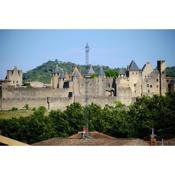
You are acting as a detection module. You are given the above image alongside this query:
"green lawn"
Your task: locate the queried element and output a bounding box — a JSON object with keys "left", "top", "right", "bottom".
{"left": 0, "top": 109, "right": 34, "bottom": 119}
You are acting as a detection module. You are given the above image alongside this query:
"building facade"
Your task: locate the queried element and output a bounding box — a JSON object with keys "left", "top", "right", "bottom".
{"left": 1, "top": 58, "right": 174, "bottom": 110}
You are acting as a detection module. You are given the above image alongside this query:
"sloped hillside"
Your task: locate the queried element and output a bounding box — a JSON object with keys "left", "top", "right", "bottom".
{"left": 23, "top": 59, "right": 113, "bottom": 83}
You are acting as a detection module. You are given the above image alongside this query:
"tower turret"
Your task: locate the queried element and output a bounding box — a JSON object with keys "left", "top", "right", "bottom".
{"left": 58, "top": 69, "right": 64, "bottom": 88}
{"left": 51, "top": 73, "right": 59, "bottom": 89}
{"left": 127, "top": 60, "right": 142, "bottom": 97}
{"left": 6, "top": 66, "right": 23, "bottom": 87}
{"left": 72, "top": 66, "right": 82, "bottom": 79}
{"left": 157, "top": 60, "right": 166, "bottom": 95}
{"left": 99, "top": 66, "right": 105, "bottom": 77}
{"left": 88, "top": 64, "right": 95, "bottom": 76}
{"left": 51, "top": 64, "right": 65, "bottom": 88}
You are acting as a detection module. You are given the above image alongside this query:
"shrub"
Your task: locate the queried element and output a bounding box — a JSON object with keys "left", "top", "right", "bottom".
{"left": 90, "top": 73, "right": 97, "bottom": 78}
{"left": 34, "top": 106, "right": 47, "bottom": 116}
{"left": 24, "top": 104, "right": 29, "bottom": 110}
{"left": 11, "top": 107, "right": 18, "bottom": 111}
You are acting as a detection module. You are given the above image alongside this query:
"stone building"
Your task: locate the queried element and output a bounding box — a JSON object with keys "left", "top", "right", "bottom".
{"left": 0, "top": 58, "right": 173, "bottom": 110}
{"left": 5, "top": 66, "right": 23, "bottom": 87}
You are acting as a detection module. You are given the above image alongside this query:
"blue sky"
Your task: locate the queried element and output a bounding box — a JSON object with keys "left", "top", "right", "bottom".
{"left": 0, "top": 29, "right": 175, "bottom": 79}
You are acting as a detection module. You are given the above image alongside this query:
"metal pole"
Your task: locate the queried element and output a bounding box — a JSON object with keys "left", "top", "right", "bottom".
{"left": 85, "top": 43, "right": 90, "bottom": 130}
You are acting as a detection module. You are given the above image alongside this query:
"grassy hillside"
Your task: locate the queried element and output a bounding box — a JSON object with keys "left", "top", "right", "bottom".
{"left": 23, "top": 59, "right": 115, "bottom": 83}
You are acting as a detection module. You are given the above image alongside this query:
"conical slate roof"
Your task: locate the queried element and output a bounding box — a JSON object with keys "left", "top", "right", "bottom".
{"left": 53, "top": 64, "right": 65, "bottom": 79}
{"left": 128, "top": 60, "right": 140, "bottom": 71}
{"left": 99, "top": 66, "right": 105, "bottom": 76}
{"left": 72, "top": 66, "right": 82, "bottom": 78}
{"left": 88, "top": 65, "right": 95, "bottom": 75}
{"left": 53, "top": 64, "right": 62, "bottom": 74}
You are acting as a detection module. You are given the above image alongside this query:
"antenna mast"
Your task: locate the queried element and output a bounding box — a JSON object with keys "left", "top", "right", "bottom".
{"left": 85, "top": 43, "right": 89, "bottom": 65}
{"left": 84, "top": 43, "right": 90, "bottom": 131}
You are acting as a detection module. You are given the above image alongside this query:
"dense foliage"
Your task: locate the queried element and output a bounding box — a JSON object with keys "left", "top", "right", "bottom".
{"left": 105, "top": 68, "right": 119, "bottom": 77}
{"left": 0, "top": 93, "right": 175, "bottom": 144}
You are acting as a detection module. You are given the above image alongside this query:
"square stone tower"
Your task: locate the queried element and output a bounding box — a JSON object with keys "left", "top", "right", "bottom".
{"left": 157, "top": 60, "right": 166, "bottom": 95}
{"left": 126, "top": 60, "right": 142, "bottom": 97}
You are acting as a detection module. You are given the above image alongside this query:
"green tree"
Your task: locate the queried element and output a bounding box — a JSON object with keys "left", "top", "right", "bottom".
{"left": 49, "top": 110, "right": 69, "bottom": 137}
{"left": 26, "top": 112, "right": 56, "bottom": 143}
{"left": 90, "top": 73, "right": 97, "bottom": 78}
{"left": 105, "top": 69, "right": 119, "bottom": 77}
{"left": 155, "top": 93, "right": 175, "bottom": 139}
{"left": 127, "top": 93, "right": 175, "bottom": 139}
{"left": 64, "top": 102, "right": 84, "bottom": 135}
{"left": 85, "top": 103, "right": 102, "bottom": 131}
{"left": 0, "top": 107, "right": 56, "bottom": 144}
{"left": 109, "top": 102, "right": 129, "bottom": 137}
{"left": 127, "top": 96, "right": 153, "bottom": 138}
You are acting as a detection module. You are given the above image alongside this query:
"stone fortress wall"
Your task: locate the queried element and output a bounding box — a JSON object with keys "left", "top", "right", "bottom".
{"left": 1, "top": 58, "right": 173, "bottom": 111}
{"left": 0, "top": 85, "right": 118, "bottom": 110}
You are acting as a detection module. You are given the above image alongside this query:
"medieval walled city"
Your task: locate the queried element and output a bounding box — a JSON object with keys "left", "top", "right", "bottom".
{"left": 1, "top": 44, "right": 174, "bottom": 111}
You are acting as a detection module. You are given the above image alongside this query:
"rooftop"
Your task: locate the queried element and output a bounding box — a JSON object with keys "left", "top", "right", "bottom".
{"left": 0, "top": 135, "right": 28, "bottom": 146}
{"left": 72, "top": 66, "right": 82, "bottom": 78}
{"left": 32, "top": 131, "right": 149, "bottom": 146}
{"left": 128, "top": 60, "right": 140, "bottom": 71}
{"left": 88, "top": 65, "right": 95, "bottom": 75}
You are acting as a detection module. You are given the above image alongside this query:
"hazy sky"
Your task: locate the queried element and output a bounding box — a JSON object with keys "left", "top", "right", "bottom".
{"left": 0, "top": 29, "right": 175, "bottom": 79}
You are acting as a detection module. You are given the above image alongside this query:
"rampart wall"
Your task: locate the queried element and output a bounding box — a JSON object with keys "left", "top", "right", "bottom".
{"left": 0, "top": 86, "right": 123, "bottom": 110}
{"left": 2, "top": 87, "right": 69, "bottom": 98}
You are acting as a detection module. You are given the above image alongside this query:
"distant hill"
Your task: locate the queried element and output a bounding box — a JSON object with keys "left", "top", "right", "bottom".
{"left": 23, "top": 59, "right": 116, "bottom": 83}
{"left": 23, "top": 59, "right": 175, "bottom": 83}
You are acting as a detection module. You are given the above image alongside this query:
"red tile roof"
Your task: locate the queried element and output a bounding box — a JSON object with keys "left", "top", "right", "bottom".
{"left": 33, "top": 131, "right": 149, "bottom": 146}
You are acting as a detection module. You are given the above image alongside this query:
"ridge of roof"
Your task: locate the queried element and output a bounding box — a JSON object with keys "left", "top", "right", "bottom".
{"left": 72, "top": 66, "right": 82, "bottom": 77}
{"left": 88, "top": 65, "right": 95, "bottom": 75}
{"left": 128, "top": 60, "right": 140, "bottom": 71}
